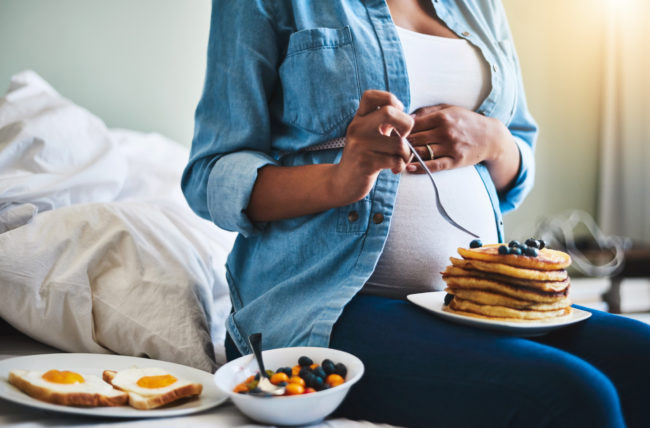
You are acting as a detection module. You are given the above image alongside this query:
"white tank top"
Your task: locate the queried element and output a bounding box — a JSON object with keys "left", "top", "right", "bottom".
{"left": 363, "top": 26, "right": 498, "bottom": 298}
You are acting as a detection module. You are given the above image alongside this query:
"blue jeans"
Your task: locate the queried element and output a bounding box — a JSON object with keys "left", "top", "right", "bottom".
{"left": 225, "top": 294, "right": 650, "bottom": 427}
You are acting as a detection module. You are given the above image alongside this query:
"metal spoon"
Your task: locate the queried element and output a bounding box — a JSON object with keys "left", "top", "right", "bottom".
{"left": 247, "top": 333, "right": 285, "bottom": 396}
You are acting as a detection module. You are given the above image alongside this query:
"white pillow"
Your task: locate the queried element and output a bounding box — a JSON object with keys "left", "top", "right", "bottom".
{"left": 0, "top": 200, "right": 232, "bottom": 372}
{"left": 0, "top": 71, "right": 127, "bottom": 231}
{"left": 0, "top": 71, "right": 237, "bottom": 370}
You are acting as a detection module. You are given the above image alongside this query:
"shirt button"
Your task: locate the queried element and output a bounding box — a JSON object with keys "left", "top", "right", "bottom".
{"left": 348, "top": 211, "right": 359, "bottom": 223}
{"left": 461, "top": 31, "right": 470, "bottom": 37}
{"left": 492, "top": 63, "right": 499, "bottom": 72}
{"left": 372, "top": 213, "right": 384, "bottom": 224}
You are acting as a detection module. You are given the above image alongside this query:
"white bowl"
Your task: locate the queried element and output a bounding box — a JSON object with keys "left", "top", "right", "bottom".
{"left": 214, "top": 346, "right": 364, "bottom": 426}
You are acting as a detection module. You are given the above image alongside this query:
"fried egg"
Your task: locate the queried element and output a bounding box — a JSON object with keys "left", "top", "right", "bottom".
{"left": 9, "top": 369, "right": 128, "bottom": 407}
{"left": 109, "top": 367, "right": 194, "bottom": 396}
{"left": 10, "top": 369, "right": 117, "bottom": 394}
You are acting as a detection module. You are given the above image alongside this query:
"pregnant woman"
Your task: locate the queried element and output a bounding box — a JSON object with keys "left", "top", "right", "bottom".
{"left": 183, "top": 1, "right": 650, "bottom": 426}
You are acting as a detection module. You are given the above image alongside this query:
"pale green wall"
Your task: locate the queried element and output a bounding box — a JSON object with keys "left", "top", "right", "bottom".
{"left": 0, "top": 0, "right": 211, "bottom": 146}
{"left": 0, "top": 0, "right": 605, "bottom": 240}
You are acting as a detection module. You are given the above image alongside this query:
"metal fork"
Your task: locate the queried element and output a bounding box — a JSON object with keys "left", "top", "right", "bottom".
{"left": 401, "top": 136, "right": 480, "bottom": 239}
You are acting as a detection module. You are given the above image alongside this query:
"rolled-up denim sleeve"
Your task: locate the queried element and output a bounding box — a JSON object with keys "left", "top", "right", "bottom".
{"left": 494, "top": 1, "right": 538, "bottom": 214}
{"left": 206, "top": 150, "right": 277, "bottom": 235}
{"left": 181, "top": 0, "right": 279, "bottom": 237}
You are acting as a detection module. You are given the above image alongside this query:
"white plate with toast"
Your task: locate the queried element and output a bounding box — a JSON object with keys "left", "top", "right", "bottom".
{"left": 0, "top": 353, "right": 228, "bottom": 418}
{"left": 407, "top": 291, "right": 592, "bottom": 336}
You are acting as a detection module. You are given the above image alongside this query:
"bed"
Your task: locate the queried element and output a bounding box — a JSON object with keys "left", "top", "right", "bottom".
{"left": 0, "top": 71, "right": 397, "bottom": 428}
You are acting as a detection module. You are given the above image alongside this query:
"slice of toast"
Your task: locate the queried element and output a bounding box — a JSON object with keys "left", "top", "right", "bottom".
{"left": 9, "top": 370, "right": 128, "bottom": 407}
{"left": 103, "top": 369, "right": 202, "bottom": 410}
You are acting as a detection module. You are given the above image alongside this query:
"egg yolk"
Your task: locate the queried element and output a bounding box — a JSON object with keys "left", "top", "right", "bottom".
{"left": 42, "top": 370, "right": 85, "bottom": 384}
{"left": 136, "top": 374, "right": 177, "bottom": 389}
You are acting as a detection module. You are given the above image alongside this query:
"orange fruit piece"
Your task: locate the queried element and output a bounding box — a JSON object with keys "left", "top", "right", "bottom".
{"left": 326, "top": 374, "right": 344, "bottom": 387}
{"left": 233, "top": 383, "right": 249, "bottom": 393}
{"left": 270, "top": 372, "right": 289, "bottom": 385}
{"left": 289, "top": 376, "right": 305, "bottom": 387}
{"left": 285, "top": 383, "right": 305, "bottom": 395}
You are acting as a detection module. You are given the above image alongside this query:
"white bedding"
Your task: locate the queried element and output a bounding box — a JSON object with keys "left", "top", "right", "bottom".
{"left": 0, "top": 71, "right": 237, "bottom": 371}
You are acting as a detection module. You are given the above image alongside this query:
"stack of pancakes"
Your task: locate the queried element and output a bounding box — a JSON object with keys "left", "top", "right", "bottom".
{"left": 442, "top": 244, "right": 572, "bottom": 321}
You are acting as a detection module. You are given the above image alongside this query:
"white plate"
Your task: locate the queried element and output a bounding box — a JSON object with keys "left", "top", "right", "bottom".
{"left": 0, "top": 353, "right": 228, "bottom": 418}
{"left": 407, "top": 291, "right": 591, "bottom": 336}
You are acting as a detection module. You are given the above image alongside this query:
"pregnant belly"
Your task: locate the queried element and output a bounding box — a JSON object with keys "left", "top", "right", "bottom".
{"left": 364, "top": 166, "right": 498, "bottom": 298}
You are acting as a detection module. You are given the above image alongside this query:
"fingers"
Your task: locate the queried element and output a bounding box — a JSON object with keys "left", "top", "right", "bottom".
{"left": 404, "top": 140, "right": 453, "bottom": 173}
{"left": 369, "top": 133, "right": 411, "bottom": 163}
{"left": 345, "top": 117, "right": 411, "bottom": 161}
{"left": 407, "top": 128, "right": 439, "bottom": 147}
{"left": 407, "top": 156, "right": 455, "bottom": 174}
{"left": 343, "top": 90, "right": 413, "bottom": 175}
{"left": 375, "top": 105, "right": 414, "bottom": 138}
{"left": 411, "top": 110, "right": 449, "bottom": 133}
{"left": 349, "top": 102, "right": 413, "bottom": 152}
{"left": 348, "top": 105, "right": 414, "bottom": 144}
{"left": 403, "top": 105, "right": 483, "bottom": 174}
{"left": 410, "top": 105, "right": 459, "bottom": 134}
{"left": 406, "top": 125, "right": 450, "bottom": 160}
{"left": 359, "top": 147, "right": 408, "bottom": 174}
{"left": 356, "top": 90, "right": 405, "bottom": 117}
{"left": 411, "top": 104, "right": 451, "bottom": 116}
{"left": 405, "top": 142, "right": 439, "bottom": 163}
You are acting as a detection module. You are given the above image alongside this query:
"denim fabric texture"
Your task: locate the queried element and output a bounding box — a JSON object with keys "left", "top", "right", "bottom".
{"left": 182, "top": 0, "right": 539, "bottom": 355}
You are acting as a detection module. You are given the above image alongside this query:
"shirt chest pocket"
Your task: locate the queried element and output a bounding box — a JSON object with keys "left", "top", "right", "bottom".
{"left": 278, "top": 26, "right": 361, "bottom": 136}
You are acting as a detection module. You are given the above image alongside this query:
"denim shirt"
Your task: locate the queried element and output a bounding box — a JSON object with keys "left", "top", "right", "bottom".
{"left": 182, "top": 0, "right": 538, "bottom": 355}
